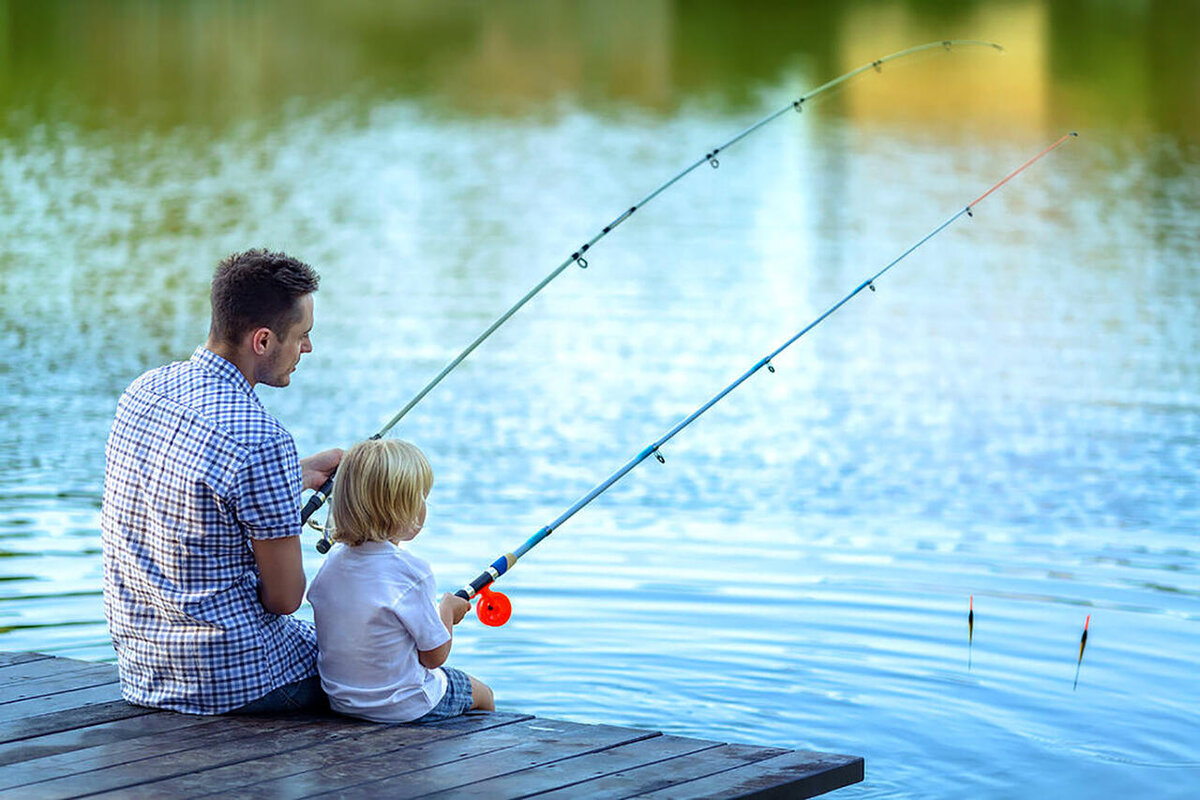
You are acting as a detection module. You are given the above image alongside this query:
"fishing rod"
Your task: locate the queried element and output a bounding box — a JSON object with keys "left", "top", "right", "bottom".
{"left": 455, "top": 132, "right": 1079, "bottom": 626}
{"left": 305, "top": 39, "right": 1005, "bottom": 548}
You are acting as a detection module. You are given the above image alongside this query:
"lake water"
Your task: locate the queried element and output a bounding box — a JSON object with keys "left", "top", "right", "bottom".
{"left": 1, "top": 2, "right": 1197, "bottom": 797}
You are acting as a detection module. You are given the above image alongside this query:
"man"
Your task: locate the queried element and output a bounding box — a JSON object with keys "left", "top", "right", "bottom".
{"left": 102, "top": 249, "right": 341, "bottom": 714}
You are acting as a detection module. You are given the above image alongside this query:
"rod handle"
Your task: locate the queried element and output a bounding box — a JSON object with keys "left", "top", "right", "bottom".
{"left": 453, "top": 553, "right": 517, "bottom": 603}
{"left": 456, "top": 570, "right": 497, "bottom": 601}
{"left": 301, "top": 472, "right": 336, "bottom": 523}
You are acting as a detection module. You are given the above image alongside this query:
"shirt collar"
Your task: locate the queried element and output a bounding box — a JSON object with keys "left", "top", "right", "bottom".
{"left": 351, "top": 540, "right": 401, "bottom": 555}
{"left": 191, "top": 346, "right": 257, "bottom": 399}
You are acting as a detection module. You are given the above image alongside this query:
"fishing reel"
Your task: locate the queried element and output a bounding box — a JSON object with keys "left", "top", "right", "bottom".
{"left": 474, "top": 585, "right": 512, "bottom": 627}
{"left": 306, "top": 514, "right": 333, "bottom": 554}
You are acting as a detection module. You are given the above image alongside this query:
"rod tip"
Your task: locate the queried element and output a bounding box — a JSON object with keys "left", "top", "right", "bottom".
{"left": 1070, "top": 131, "right": 1079, "bottom": 137}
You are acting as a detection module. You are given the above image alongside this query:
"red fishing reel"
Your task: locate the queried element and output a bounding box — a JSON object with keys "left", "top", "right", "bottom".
{"left": 475, "top": 585, "right": 512, "bottom": 627}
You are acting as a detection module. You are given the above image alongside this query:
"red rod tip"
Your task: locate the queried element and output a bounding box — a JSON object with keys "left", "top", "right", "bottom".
{"left": 1085, "top": 615, "right": 1090, "bottom": 630}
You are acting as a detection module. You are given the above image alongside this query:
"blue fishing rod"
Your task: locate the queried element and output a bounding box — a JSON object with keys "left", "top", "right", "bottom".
{"left": 456, "top": 133, "right": 1079, "bottom": 626}
{"left": 306, "top": 40, "right": 1005, "bottom": 550}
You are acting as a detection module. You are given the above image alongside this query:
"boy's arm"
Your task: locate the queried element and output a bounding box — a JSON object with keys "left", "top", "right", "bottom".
{"left": 417, "top": 594, "right": 470, "bottom": 669}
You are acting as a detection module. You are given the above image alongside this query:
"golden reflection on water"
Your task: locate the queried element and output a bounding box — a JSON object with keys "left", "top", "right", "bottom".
{"left": 840, "top": 3, "right": 1049, "bottom": 131}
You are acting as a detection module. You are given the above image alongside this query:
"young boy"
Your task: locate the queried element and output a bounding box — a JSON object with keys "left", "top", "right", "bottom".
{"left": 307, "top": 439, "right": 494, "bottom": 723}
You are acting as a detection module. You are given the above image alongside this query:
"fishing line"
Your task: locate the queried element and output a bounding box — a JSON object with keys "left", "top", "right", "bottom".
{"left": 455, "top": 133, "right": 1079, "bottom": 626}
{"left": 305, "top": 39, "right": 1005, "bottom": 547}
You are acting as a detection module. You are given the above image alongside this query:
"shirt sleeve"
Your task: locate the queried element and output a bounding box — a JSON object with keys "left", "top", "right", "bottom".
{"left": 393, "top": 576, "right": 451, "bottom": 652}
{"left": 230, "top": 432, "right": 303, "bottom": 540}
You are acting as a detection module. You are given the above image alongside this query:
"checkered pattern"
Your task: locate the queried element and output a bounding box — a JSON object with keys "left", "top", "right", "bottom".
{"left": 101, "top": 347, "right": 317, "bottom": 714}
{"left": 413, "top": 667, "right": 474, "bottom": 724}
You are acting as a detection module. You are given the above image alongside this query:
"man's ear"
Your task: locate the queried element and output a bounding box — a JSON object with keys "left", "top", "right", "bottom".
{"left": 250, "top": 327, "right": 272, "bottom": 356}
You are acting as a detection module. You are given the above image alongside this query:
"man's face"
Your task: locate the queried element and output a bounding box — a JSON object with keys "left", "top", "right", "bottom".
{"left": 258, "top": 293, "right": 314, "bottom": 388}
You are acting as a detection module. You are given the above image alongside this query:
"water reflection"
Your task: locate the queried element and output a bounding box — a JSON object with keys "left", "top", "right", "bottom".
{"left": 1, "top": 1, "right": 1197, "bottom": 137}
{"left": 0, "top": 2, "right": 1197, "bottom": 799}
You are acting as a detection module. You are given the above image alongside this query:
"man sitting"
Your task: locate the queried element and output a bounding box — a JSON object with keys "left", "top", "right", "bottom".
{"left": 101, "top": 249, "right": 341, "bottom": 714}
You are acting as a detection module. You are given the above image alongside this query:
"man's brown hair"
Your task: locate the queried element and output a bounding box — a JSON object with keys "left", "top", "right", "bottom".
{"left": 209, "top": 249, "right": 320, "bottom": 344}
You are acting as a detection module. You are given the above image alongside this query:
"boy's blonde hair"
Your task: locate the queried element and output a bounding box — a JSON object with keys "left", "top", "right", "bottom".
{"left": 329, "top": 439, "right": 433, "bottom": 546}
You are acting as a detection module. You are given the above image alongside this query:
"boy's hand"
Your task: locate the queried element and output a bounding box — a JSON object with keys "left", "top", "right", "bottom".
{"left": 440, "top": 593, "right": 470, "bottom": 626}
{"left": 300, "top": 448, "right": 343, "bottom": 491}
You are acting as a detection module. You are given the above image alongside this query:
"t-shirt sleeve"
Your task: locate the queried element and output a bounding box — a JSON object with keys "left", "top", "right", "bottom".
{"left": 230, "top": 432, "right": 303, "bottom": 540}
{"left": 393, "top": 576, "right": 451, "bottom": 652}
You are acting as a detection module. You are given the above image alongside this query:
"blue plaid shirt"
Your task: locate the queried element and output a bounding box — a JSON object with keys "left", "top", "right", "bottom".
{"left": 102, "top": 346, "right": 317, "bottom": 714}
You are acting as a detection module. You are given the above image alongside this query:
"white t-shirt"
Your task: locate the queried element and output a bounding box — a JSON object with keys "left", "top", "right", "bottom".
{"left": 307, "top": 540, "right": 450, "bottom": 722}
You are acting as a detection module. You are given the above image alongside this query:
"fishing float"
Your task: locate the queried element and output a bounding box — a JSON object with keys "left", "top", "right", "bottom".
{"left": 455, "top": 133, "right": 1080, "bottom": 625}
{"left": 969, "top": 595, "right": 975, "bottom": 670}
{"left": 305, "top": 39, "right": 1006, "bottom": 550}
{"left": 1073, "top": 614, "right": 1090, "bottom": 690}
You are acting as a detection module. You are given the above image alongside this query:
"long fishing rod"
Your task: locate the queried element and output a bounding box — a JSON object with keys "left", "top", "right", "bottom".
{"left": 305, "top": 39, "right": 1005, "bottom": 546}
{"left": 455, "top": 133, "right": 1079, "bottom": 626}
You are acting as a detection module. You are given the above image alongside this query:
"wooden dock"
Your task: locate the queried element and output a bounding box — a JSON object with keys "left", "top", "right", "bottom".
{"left": 0, "top": 652, "right": 863, "bottom": 798}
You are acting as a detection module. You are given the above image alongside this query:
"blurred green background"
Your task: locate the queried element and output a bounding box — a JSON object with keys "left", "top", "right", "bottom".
{"left": 1, "top": 0, "right": 1195, "bottom": 137}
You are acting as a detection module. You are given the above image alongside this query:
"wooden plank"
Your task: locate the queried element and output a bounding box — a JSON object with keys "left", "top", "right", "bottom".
{"left": 0, "top": 701, "right": 156, "bottom": 746}
{"left": 0, "top": 657, "right": 108, "bottom": 687}
{"left": 0, "top": 653, "right": 51, "bottom": 669}
{"left": 312, "top": 720, "right": 660, "bottom": 800}
{"left": 11, "top": 712, "right": 533, "bottom": 800}
{"left": 0, "top": 711, "right": 216, "bottom": 768}
{"left": 0, "top": 714, "right": 345, "bottom": 800}
{"left": 0, "top": 664, "right": 119, "bottom": 705}
{"left": 0, "top": 682, "right": 125, "bottom": 723}
{"left": 417, "top": 734, "right": 726, "bottom": 800}
{"left": 0, "top": 714, "right": 289, "bottom": 794}
{"left": 0, "top": 654, "right": 864, "bottom": 800}
{"left": 89, "top": 712, "right": 534, "bottom": 799}
{"left": 168, "top": 715, "right": 576, "bottom": 800}
{"left": 634, "top": 749, "right": 865, "bottom": 800}
{"left": 525, "top": 743, "right": 793, "bottom": 800}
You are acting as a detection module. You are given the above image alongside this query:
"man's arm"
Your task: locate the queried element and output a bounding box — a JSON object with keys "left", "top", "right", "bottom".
{"left": 235, "top": 439, "right": 340, "bottom": 616}
{"left": 252, "top": 536, "right": 306, "bottom": 615}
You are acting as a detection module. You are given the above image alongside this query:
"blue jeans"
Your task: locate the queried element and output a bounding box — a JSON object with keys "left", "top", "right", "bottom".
{"left": 227, "top": 674, "right": 328, "bottom": 715}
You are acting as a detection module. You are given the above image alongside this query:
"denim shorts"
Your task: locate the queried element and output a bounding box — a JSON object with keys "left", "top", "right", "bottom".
{"left": 411, "top": 667, "right": 473, "bottom": 724}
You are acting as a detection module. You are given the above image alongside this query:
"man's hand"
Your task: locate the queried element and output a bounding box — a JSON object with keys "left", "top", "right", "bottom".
{"left": 300, "top": 448, "right": 343, "bottom": 492}
{"left": 440, "top": 593, "right": 471, "bottom": 627}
